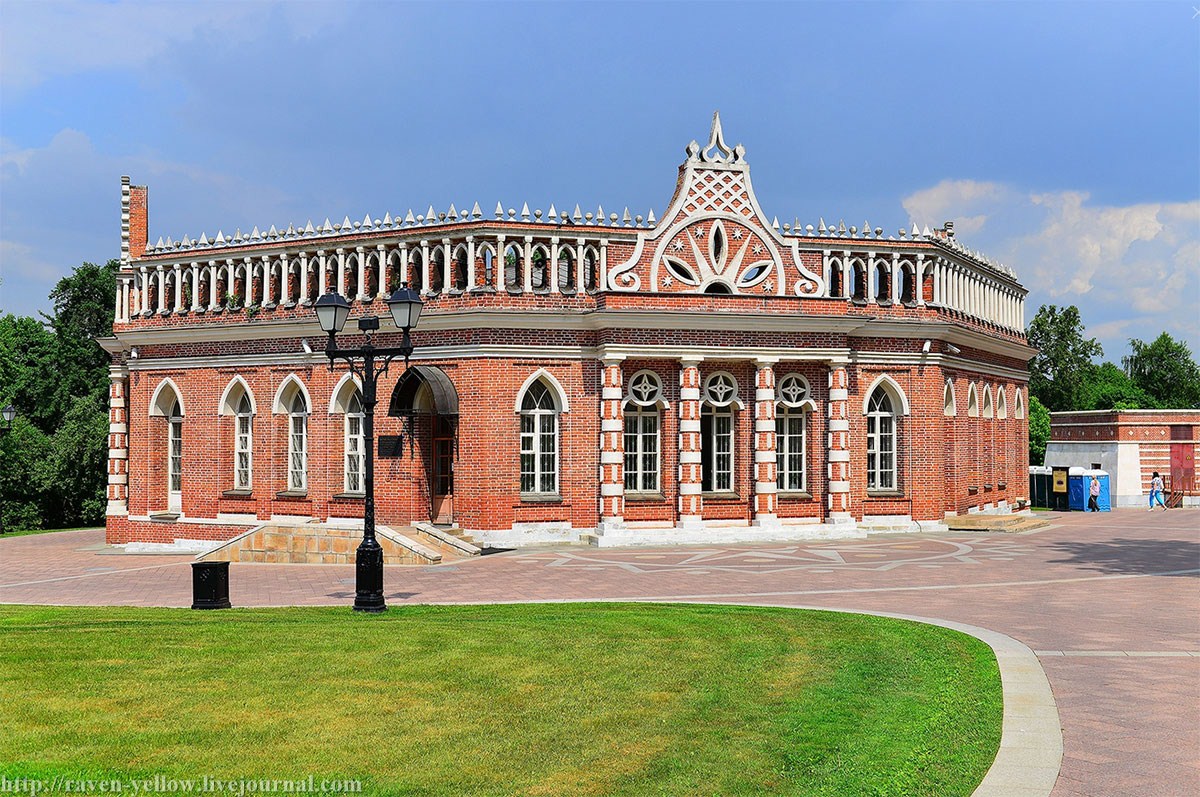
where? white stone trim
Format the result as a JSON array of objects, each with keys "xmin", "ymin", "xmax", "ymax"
[
  {"xmin": 513, "ymin": 369, "xmax": 571, "ymax": 413},
  {"xmin": 327, "ymin": 372, "xmax": 363, "ymax": 414},
  {"xmin": 861, "ymin": 374, "xmax": 911, "ymax": 416},
  {"xmin": 218, "ymin": 375, "xmax": 258, "ymax": 416},
  {"xmin": 148, "ymin": 377, "xmax": 185, "ymax": 417},
  {"xmin": 272, "ymin": 374, "xmax": 313, "ymax": 414}
]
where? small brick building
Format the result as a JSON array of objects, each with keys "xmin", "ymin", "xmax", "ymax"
[
  {"xmin": 101, "ymin": 115, "xmax": 1034, "ymax": 548},
  {"xmin": 1047, "ymin": 410, "xmax": 1199, "ymax": 507}
]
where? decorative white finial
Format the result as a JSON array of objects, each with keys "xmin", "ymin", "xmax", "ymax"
[{"xmin": 699, "ymin": 111, "xmax": 744, "ymax": 164}]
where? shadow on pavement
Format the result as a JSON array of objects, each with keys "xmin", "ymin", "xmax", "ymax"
[{"xmin": 1047, "ymin": 537, "xmax": 1200, "ymax": 576}]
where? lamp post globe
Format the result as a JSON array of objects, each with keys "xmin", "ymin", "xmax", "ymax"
[
  {"xmin": 1, "ymin": 405, "xmax": 15, "ymax": 424},
  {"xmin": 314, "ymin": 291, "xmax": 351, "ymax": 334},
  {"xmin": 386, "ymin": 285, "xmax": 423, "ymax": 331}
]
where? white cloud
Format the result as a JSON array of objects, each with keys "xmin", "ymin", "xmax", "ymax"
[
  {"xmin": 902, "ymin": 181, "xmax": 1200, "ymax": 359},
  {"xmin": 0, "ymin": 1, "xmax": 342, "ymax": 94},
  {"xmin": 0, "ymin": 128, "xmax": 298, "ymax": 317}
]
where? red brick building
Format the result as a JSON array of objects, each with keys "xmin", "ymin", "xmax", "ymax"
[
  {"xmin": 1047, "ymin": 410, "xmax": 1199, "ymax": 507},
  {"xmin": 102, "ymin": 114, "xmax": 1033, "ymax": 548}
]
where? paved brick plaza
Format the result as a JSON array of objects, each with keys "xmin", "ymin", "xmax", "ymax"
[{"xmin": 2, "ymin": 508, "xmax": 1197, "ymax": 796}]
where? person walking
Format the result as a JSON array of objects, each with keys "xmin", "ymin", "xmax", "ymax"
[
  {"xmin": 1088, "ymin": 475, "xmax": 1101, "ymax": 512},
  {"xmin": 1148, "ymin": 471, "xmax": 1168, "ymax": 511}
]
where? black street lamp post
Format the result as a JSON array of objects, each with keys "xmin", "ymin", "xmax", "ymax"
[
  {"xmin": 314, "ymin": 286, "xmax": 423, "ymax": 612},
  {"xmin": 0, "ymin": 404, "xmax": 17, "ymax": 535}
]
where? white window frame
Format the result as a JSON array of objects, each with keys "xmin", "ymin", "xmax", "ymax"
[
  {"xmin": 623, "ymin": 370, "xmax": 664, "ymax": 494},
  {"xmin": 701, "ymin": 405, "xmax": 735, "ymax": 493},
  {"xmin": 776, "ymin": 405, "xmax": 808, "ymax": 492},
  {"xmin": 167, "ymin": 399, "xmax": 183, "ymax": 506},
  {"xmin": 288, "ymin": 392, "xmax": 308, "ymax": 492},
  {"xmin": 234, "ymin": 394, "xmax": 253, "ymax": 490},
  {"xmin": 700, "ymin": 371, "xmax": 740, "ymax": 494},
  {"xmin": 520, "ymin": 381, "xmax": 559, "ymax": 496},
  {"xmin": 344, "ymin": 391, "xmax": 365, "ymax": 494},
  {"xmin": 866, "ymin": 389, "xmax": 897, "ymax": 492},
  {"xmin": 624, "ymin": 402, "xmax": 660, "ymax": 493}
]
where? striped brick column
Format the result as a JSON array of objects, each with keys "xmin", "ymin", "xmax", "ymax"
[
  {"xmin": 752, "ymin": 359, "xmax": 780, "ymax": 527},
  {"xmin": 677, "ymin": 358, "xmax": 704, "ymax": 530},
  {"xmin": 827, "ymin": 362, "xmax": 852, "ymax": 523},
  {"xmin": 597, "ymin": 356, "xmax": 625, "ymax": 532},
  {"xmin": 107, "ymin": 366, "xmax": 130, "ymax": 516}
]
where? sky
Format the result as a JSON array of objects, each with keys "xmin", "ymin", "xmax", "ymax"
[{"xmin": 1, "ymin": 0, "xmax": 1197, "ymax": 361}]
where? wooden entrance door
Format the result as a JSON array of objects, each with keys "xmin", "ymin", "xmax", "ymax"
[
  {"xmin": 1169, "ymin": 425, "xmax": 1194, "ymax": 499},
  {"xmin": 431, "ymin": 415, "xmax": 455, "ymax": 524}
]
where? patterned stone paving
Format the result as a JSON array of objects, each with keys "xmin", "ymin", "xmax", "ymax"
[
  {"xmin": 514, "ymin": 537, "xmax": 1040, "ymax": 574},
  {"xmin": 1, "ymin": 509, "xmax": 1197, "ymax": 796}
]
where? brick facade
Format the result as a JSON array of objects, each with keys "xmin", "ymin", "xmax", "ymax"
[{"xmin": 103, "ymin": 115, "xmax": 1034, "ymax": 547}]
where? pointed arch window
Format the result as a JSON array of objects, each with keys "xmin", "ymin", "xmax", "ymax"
[
  {"xmin": 944, "ymin": 380, "xmax": 956, "ymax": 417},
  {"xmin": 983, "ymin": 386, "xmax": 994, "ymax": 419},
  {"xmin": 345, "ymin": 391, "xmax": 365, "ymax": 494},
  {"xmin": 866, "ymin": 389, "xmax": 897, "ymax": 491},
  {"xmin": 288, "ymin": 392, "xmax": 308, "ymax": 491},
  {"xmin": 998, "ymin": 388, "xmax": 1008, "ymax": 420},
  {"xmin": 168, "ymin": 398, "xmax": 183, "ymax": 495},
  {"xmin": 967, "ymin": 383, "xmax": 980, "ymax": 417},
  {"xmin": 1014, "ymin": 389, "xmax": 1025, "ymax": 419},
  {"xmin": 520, "ymin": 380, "xmax": 559, "ymax": 496},
  {"xmin": 235, "ymin": 394, "xmax": 253, "ymax": 490},
  {"xmin": 624, "ymin": 371, "xmax": 663, "ymax": 494}
]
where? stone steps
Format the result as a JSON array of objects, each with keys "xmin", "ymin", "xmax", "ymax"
[
  {"xmin": 945, "ymin": 514, "xmax": 1051, "ymax": 533},
  {"xmin": 198, "ymin": 523, "xmax": 476, "ymax": 565}
]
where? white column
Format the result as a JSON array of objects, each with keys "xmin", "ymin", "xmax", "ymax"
[
  {"xmin": 208, "ymin": 262, "xmax": 219, "ymax": 309},
  {"xmin": 156, "ymin": 266, "xmax": 166, "ymax": 313},
  {"xmin": 599, "ymin": 239, "xmax": 609, "ymax": 291},
  {"xmin": 677, "ymin": 357, "xmax": 704, "ymax": 530},
  {"xmin": 550, "ymin": 237, "xmax": 560, "ymax": 294},
  {"xmin": 335, "ymin": 248, "xmax": 346, "ymax": 297},
  {"xmin": 523, "ymin": 236, "xmax": 533, "ymax": 294},
  {"xmin": 377, "ymin": 245, "xmax": 388, "ymax": 298},
  {"xmin": 120, "ymin": 278, "xmax": 130, "ymax": 322},
  {"xmin": 225, "ymin": 260, "xmax": 235, "ymax": 306},
  {"xmin": 752, "ymin": 359, "xmax": 780, "ymax": 528},
  {"xmin": 466, "ymin": 237, "xmax": 476, "ymax": 291},
  {"xmin": 317, "ymin": 251, "xmax": 328, "ymax": 295},
  {"xmin": 356, "ymin": 246, "xmax": 367, "ymax": 300},
  {"xmin": 244, "ymin": 257, "xmax": 255, "ymax": 307},
  {"xmin": 442, "ymin": 239, "xmax": 452, "ymax": 292},
  {"xmin": 494, "ymin": 235, "xmax": 506, "ymax": 291},
  {"xmin": 262, "ymin": 256, "xmax": 274, "ymax": 307},
  {"xmin": 916, "ymin": 254, "xmax": 927, "ymax": 305},
  {"xmin": 576, "ymin": 240, "xmax": 586, "ymax": 290}
]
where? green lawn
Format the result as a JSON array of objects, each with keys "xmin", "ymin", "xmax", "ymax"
[
  {"xmin": 0, "ymin": 603, "xmax": 1001, "ymax": 796},
  {"xmin": 0, "ymin": 525, "xmax": 99, "ymax": 539}
]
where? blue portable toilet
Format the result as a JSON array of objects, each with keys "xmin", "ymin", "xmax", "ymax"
[
  {"xmin": 1067, "ymin": 466, "xmax": 1088, "ymax": 511},
  {"xmin": 1083, "ymin": 469, "xmax": 1111, "ymax": 512}
]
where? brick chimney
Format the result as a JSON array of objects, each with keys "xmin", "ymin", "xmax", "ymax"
[{"xmin": 121, "ymin": 176, "xmax": 149, "ymax": 263}]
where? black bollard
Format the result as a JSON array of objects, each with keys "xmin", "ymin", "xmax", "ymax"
[{"xmin": 191, "ymin": 561, "xmax": 231, "ymax": 609}]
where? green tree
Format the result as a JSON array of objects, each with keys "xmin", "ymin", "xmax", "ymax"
[
  {"xmin": 43, "ymin": 394, "xmax": 111, "ymax": 526},
  {"xmin": 1025, "ymin": 304, "xmax": 1103, "ymax": 411},
  {"xmin": 1123, "ymin": 333, "xmax": 1200, "ymax": 409},
  {"xmin": 1028, "ymin": 395, "xmax": 1051, "ymax": 466},
  {"xmin": 44, "ymin": 260, "xmax": 119, "ymax": 405},
  {"xmin": 1, "ymin": 259, "xmax": 118, "ymax": 531},
  {"xmin": 1079, "ymin": 362, "xmax": 1155, "ymax": 411},
  {"xmin": 0, "ymin": 416, "xmax": 53, "ymax": 531}
]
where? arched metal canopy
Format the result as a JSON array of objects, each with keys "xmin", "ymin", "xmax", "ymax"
[{"xmin": 388, "ymin": 365, "xmax": 458, "ymax": 416}]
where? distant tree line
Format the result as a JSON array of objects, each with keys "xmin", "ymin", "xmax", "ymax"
[
  {"xmin": 1024, "ymin": 304, "xmax": 1200, "ymax": 464},
  {"xmin": 1, "ymin": 261, "xmax": 117, "ymax": 531},
  {"xmin": 2, "ymin": 261, "xmax": 1199, "ymax": 529}
]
